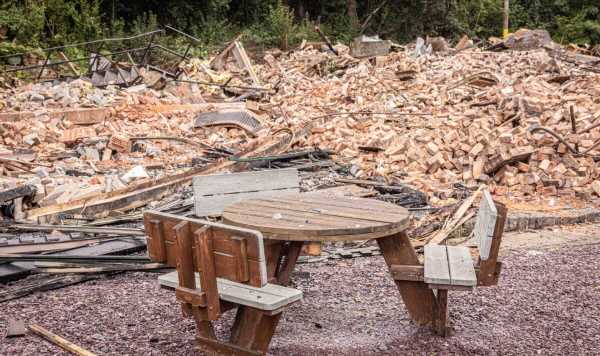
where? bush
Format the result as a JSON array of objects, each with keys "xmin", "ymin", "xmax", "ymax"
[{"xmin": 555, "ymin": 6, "xmax": 600, "ymax": 45}]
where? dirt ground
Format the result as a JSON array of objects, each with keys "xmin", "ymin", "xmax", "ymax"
[{"xmin": 1, "ymin": 224, "xmax": 599, "ymax": 355}]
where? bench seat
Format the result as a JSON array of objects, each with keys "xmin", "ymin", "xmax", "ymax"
[
  {"xmin": 159, "ymin": 271, "xmax": 302, "ymax": 311},
  {"xmin": 424, "ymin": 245, "xmax": 477, "ymax": 288}
]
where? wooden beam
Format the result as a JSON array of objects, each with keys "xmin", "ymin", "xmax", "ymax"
[
  {"xmin": 58, "ymin": 51, "xmax": 80, "ymax": 76},
  {"xmin": 232, "ymin": 41, "xmax": 261, "ymax": 87},
  {"xmin": 0, "ymin": 275, "xmax": 98, "ymax": 303},
  {"xmin": 0, "ymin": 237, "xmax": 127, "ymax": 254},
  {"xmin": 7, "ymin": 223, "xmax": 145, "ymax": 236},
  {"xmin": 434, "ymin": 290, "xmax": 448, "ymax": 336},
  {"xmin": 0, "ymin": 254, "xmax": 150, "ymax": 263},
  {"xmin": 0, "ymin": 184, "xmax": 36, "ymax": 203},
  {"xmin": 36, "ymin": 263, "xmax": 168, "ymax": 274},
  {"xmin": 29, "ymin": 324, "xmax": 96, "ymax": 356},
  {"xmin": 276, "ymin": 241, "xmax": 303, "ymax": 285},
  {"xmin": 389, "ymin": 264, "xmax": 424, "ymax": 281}
]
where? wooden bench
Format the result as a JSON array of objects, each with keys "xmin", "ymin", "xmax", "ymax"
[
  {"xmin": 193, "ymin": 168, "xmax": 300, "ymax": 217},
  {"xmin": 144, "ymin": 211, "xmax": 302, "ymax": 355},
  {"xmin": 391, "ymin": 189, "xmax": 507, "ymax": 335}
]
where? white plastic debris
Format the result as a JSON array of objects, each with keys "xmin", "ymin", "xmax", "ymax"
[{"xmin": 120, "ymin": 165, "xmax": 149, "ymax": 184}]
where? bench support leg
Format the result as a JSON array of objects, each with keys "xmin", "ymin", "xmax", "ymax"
[
  {"xmin": 434, "ymin": 289, "xmax": 448, "ymax": 336},
  {"xmin": 230, "ymin": 306, "xmax": 282, "ymax": 354},
  {"xmin": 277, "ymin": 241, "xmax": 304, "ymax": 285},
  {"xmin": 194, "ymin": 317, "xmax": 216, "ymax": 339},
  {"xmin": 377, "ymin": 232, "xmax": 438, "ymax": 327}
]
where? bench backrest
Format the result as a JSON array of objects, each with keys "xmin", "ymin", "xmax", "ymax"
[
  {"xmin": 473, "ymin": 189, "xmax": 498, "ymax": 260},
  {"xmin": 193, "ymin": 168, "xmax": 300, "ymax": 217},
  {"xmin": 144, "ymin": 210, "xmax": 267, "ymax": 286},
  {"xmin": 144, "ymin": 211, "xmax": 268, "ymax": 320}
]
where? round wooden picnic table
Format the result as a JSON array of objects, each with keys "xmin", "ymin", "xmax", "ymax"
[
  {"xmin": 221, "ymin": 194, "xmax": 411, "ymax": 241},
  {"xmin": 223, "ymin": 194, "xmax": 441, "ymax": 336}
]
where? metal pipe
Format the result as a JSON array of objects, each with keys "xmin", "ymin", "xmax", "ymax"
[
  {"xmin": 165, "ymin": 26, "xmax": 201, "ymax": 43},
  {"xmin": 0, "ymin": 29, "xmax": 165, "ymax": 59},
  {"xmin": 3, "ymin": 46, "xmax": 152, "ymax": 73}
]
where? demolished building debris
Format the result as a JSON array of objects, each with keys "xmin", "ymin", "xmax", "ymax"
[{"xmin": 0, "ymin": 28, "xmax": 599, "ymax": 284}]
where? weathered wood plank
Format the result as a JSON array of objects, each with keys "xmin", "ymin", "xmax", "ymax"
[
  {"xmin": 424, "ymin": 245, "xmax": 451, "ymax": 285},
  {"xmin": 478, "ymin": 201, "xmax": 507, "ymax": 286},
  {"xmin": 232, "ymin": 41, "xmax": 261, "ymax": 87},
  {"xmin": 143, "ymin": 211, "xmax": 268, "ymax": 287},
  {"xmin": 29, "ymin": 324, "xmax": 97, "ymax": 356},
  {"xmin": 474, "ymin": 189, "xmax": 498, "ymax": 260},
  {"xmin": 446, "ymin": 246, "xmax": 477, "ymax": 286},
  {"xmin": 158, "ymin": 271, "xmax": 302, "ymax": 311},
  {"xmin": 193, "ymin": 169, "xmax": 299, "ymax": 196},
  {"xmin": 193, "ymin": 169, "xmax": 300, "ymax": 217}
]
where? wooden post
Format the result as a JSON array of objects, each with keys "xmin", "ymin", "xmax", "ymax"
[{"xmin": 503, "ymin": 0, "xmax": 510, "ymax": 38}]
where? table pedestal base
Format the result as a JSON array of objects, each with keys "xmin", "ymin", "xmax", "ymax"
[{"xmin": 377, "ymin": 232, "xmax": 448, "ymax": 334}]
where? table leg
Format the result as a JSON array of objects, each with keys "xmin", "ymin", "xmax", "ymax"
[
  {"xmin": 264, "ymin": 241, "xmax": 284, "ymax": 281},
  {"xmin": 276, "ymin": 241, "xmax": 304, "ymax": 285},
  {"xmin": 377, "ymin": 232, "xmax": 437, "ymax": 326},
  {"xmin": 230, "ymin": 306, "xmax": 282, "ymax": 354},
  {"xmin": 435, "ymin": 289, "xmax": 448, "ymax": 336}
]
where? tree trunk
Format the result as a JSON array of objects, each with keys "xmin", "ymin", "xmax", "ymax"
[{"xmin": 347, "ymin": 0, "xmax": 359, "ymax": 30}]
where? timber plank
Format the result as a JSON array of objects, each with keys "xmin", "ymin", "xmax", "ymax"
[
  {"xmin": 193, "ymin": 169, "xmax": 299, "ymax": 217},
  {"xmin": 193, "ymin": 169, "xmax": 299, "ymax": 196},
  {"xmin": 424, "ymin": 245, "xmax": 451, "ymax": 285},
  {"xmin": 158, "ymin": 271, "xmax": 302, "ymax": 311},
  {"xmin": 446, "ymin": 246, "xmax": 477, "ymax": 286},
  {"xmin": 474, "ymin": 190, "xmax": 498, "ymax": 260}
]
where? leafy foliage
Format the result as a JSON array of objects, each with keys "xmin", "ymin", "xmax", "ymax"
[{"xmin": 0, "ymin": 0, "xmax": 599, "ymax": 54}]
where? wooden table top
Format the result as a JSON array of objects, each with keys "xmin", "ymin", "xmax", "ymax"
[{"xmin": 222, "ymin": 194, "xmax": 410, "ymax": 241}]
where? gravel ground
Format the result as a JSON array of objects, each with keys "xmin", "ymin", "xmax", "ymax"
[{"xmin": 1, "ymin": 242, "xmax": 599, "ymax": 355}]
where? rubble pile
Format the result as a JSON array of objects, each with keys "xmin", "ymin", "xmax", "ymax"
[
  {"xmin": 0, "ymin": 33, "xmax": 599, "ymax": 219},
  {"xmin": 246, "ymin": 44, "xmax": 600, "ymax": 205}
]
